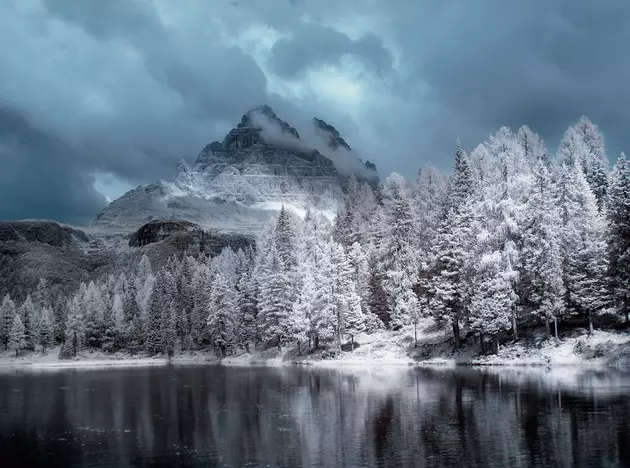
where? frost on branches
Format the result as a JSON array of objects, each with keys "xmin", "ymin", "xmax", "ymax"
[{"xmin": 2, "ymin": 116, "xmax": 626, "ymax": 360}]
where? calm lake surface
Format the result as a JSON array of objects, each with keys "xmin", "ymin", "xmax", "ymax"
[{"xmin": 0, "ymin": 364, "xmax": 629, "ymax": 468}]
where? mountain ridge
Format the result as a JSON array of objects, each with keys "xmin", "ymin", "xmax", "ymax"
[{"xmin": 90, "ymin": 105, "xmax": 378, "ymax": 234}]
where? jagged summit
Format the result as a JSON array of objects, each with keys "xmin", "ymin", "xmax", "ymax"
[
  {"xmin": 91, "ymin": 105, "xmax": 377, "ymax": 233},
  {"xmin": 313, "ymin": 117, "xmax": 351, "ymax": 151}
]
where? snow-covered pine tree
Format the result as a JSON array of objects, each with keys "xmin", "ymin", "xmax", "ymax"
[
  {"xmin": 517, "ymin": 125, "xmax": 548, "ymax": 165},
  {"xmin": 111, "ymin": 293, "xmax": 126, "ymax": 351},
  {"xmin": 575, "ymin": 116, "xmax": 609, "ymax": 210},
  {"xmin": 135, "ymin": 254, "xmax": 155, "ymax": 341},
  {"xmin": 60, "ymin": 296, "xmax": 85, "ymax": 358},
  {"xmin": 519, "ymin": 159, "xmax": 565, "ymax": 338},
  {"xmin": 162, "ymin": 302, "xmax": 177, "ymax": 359},
  {"xmin": 84, "ymin": 282, "xmax": 106, "ymax": 349},
  {"xmin": 18, "ymin": 295, "xmax": 36, "ymax": 351},
  {"xmin": 9, "ymin": 314, "xmax": 26, "ymax": 358},
  {"xmin": 559, "ymin": 117, "xmax": 609, "ymax": 210},
  {"xmin": 207, "ymin": 272, "xmax": 237, "ymax": 357},
  {"xmin": 236, "ymin": 259, "xmax": 257, "ymax": 352},
  {"xmin": 101, "ymin": 299, "xmax": 116, "ymax": 353},
  {"xmin": 607, "ymin": 152, "xmax": 630, "ymax": 324},
  {"xmin": 274, "ymin": 206, "xmax": 298, "ymax": 268},
  {"xmin": 146, "ymin": 270, "xmax": 176, "ymax": 355},
  {"xmin": 331, "ymin": 242, "xmax": 364, "ymax": 350},
  {"xmin": 38, "ymin": 306, "xmax": 54, "ymax": 354},
  {"xmin": 432, "ymin": 141, "xmax": 475, "ymax": 348},
  {"xmin": 0, "ymin": 294, "xmax": 16, "ymax": 351},
  {"xmin": 190, "ymin": 262, "xmax": 212, "ymax": 349},
  {"xmin": 379, "ymin": 173, "xmax": 418, "ymax": 330},
  {"xmin": 292, "ymin": 258, "xmax": 317, "ymax": 353},
  {"xmin": 558, "ymin": 163, "xmax": 609, "ymax": 332},
  {"xmin": 257, "ymin": 246, "xmax": 295, "ymax": 350}
]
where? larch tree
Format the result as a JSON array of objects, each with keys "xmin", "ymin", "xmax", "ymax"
[
  {"xmin": 607, "ymin": 152, "xmax": 630, "ymax": 324},
  {"xmin": 9, "ymin": 314, "xmax": 27, "ymax": 358},
  {"xmin": 432, "ymin": 141, "xmax": 475, "ymax": 349},
  {"xmin": 207, "ymin": 272, "xmax": 237, "ymax": 357},
  {"xmin": 558, "ymin": 163, "xmax": 609, "ymax": 332},
  {"xmin": 1, "ymin": 295, "xmax": 16, "ymax": 351},
  {"xmin": 38, "ymin": 306, "xmax": 54, "ymax": 354},
  {"xmin": 519, "ymin": 159, "xmax": 565, "ymax": 339}
]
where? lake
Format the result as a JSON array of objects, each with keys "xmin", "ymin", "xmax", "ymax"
[{"xmin": 0, "ymin": 364, "xmax": 629, "ymax": 467}]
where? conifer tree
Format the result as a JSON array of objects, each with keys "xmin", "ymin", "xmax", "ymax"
[
  {"xmin": 38, "ymin": 306, "xmax": 54, "ymax": 354},
  {"xmin": 19, "ymin": 295, "xmax": 36, "ymax": 351},
  {"xmin": 207, "ymin": 272, "xmax": 237, "ymax": 357},
  {"xmin": 607, "ymin": 152, "xmax": 630, "ymax": 324},
  {"xmin": 432, "ymin": 142, "xmax": 474, "ymax": 348},
  {"xmin": 0, "ymin": 294, "xmax": 16, "ymax": 351},
  {"xmin": 9, "ymin": 314, "xmax": 26, "ymax": 358}
]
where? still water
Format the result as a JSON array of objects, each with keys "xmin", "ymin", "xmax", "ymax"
[{"xmin": 0, "ymin": 364, "xmax": 629, "ymax": 467}]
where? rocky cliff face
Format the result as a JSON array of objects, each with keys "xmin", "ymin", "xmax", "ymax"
[{"xmin": 91, "ymin": 105, "xmax": 376, "ymax": 234}]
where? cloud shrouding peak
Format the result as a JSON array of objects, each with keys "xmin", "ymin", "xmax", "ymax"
[{"xmin": 1, "ymin": 0, "xmax": 629, "ymax": 224}]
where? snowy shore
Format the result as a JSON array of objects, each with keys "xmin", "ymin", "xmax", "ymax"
[{"xmin": 0, "ymin": 325, "xmax": 628, "ymax": 371}]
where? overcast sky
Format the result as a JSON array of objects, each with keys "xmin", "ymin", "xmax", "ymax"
[{"xmin": 1, "ymin": 0, "xmax": 629, "ymax": 224}]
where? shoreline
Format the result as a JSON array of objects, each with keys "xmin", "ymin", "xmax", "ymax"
[
  {"xmin": 0, "ymin": 326, "xmax": 627, "ymax": 371},
  {"xmin": 0, "ymin": 352, "xmax": 627, "ymax": 372}
]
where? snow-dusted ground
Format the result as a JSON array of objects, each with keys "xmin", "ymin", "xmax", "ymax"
[{"xmin": 0, "ymin": 322, "xmax": 628, "ymax": 371}]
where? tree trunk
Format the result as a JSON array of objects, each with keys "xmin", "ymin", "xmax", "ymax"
[
  {"xmin": 545, "ymin": 315, "xmax": 550, "ymax": 339},
  {"xmin": 479, "ymin": 332, "xmax": 485, "ymax": 354},
  {"xmin": 351, "ymin": 335, "xmax": 354, "ymax": 351},
  {"xmin": 244, "ymin": 342, "xmax": 250, "ymax": 354},
  {"xmin": 314, "ymin": 335, "xmax": 319, "ymax": 350},
  {"xmin": 588, "ymin": 312, "xmax": 594, "ymax": 335},
  {"xmin": 297, "ymin": 340, "xmax": 302, "ymax": 356},
  {"xmin": 511, "ymin": 309, "xmax": 518, "ymax": 340},
  {"xmin": 493, "ymin": 334, "xmax": 499, "ymax": 355},
  {"xmin": 452, "ymin": 321, "xmax": 461, "ymax": 350},
  {"xmin": 15, "ymin": 349, "xmax": 18, "ymax": 358},
  {"xmin": 554, "ymin": 317, "xmax": 559, "ymax": 341}
]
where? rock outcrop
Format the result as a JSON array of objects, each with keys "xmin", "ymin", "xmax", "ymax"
[{"xmin": 91, "ymin": 105, "xmax": 377, "ymax": 233}]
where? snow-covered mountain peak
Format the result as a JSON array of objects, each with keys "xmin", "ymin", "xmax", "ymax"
[{"xmin": 91, "ymin": 106, "xmax": 374, "ymax": 233}]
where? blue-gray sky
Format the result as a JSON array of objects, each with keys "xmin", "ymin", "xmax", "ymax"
[{"xmin": 1, "ymin": 0, "xmax": 629, "ymax": 224}]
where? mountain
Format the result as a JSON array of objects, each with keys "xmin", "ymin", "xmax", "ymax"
[
  {"xmin": 0, "ymin": 106, "xmax": 376, "ymax": 300},
  {"xmin": 91, "ymin": 105, "xmax": 377, "ymax": 233}
]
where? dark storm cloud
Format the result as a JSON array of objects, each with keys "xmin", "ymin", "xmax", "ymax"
[
  {"xmin": 0, "ymin": 108, "xmax": 105, "ymax": 225},
  {"xmin": 269, "ymin": 22, "xmax": 393, "ymax": 77},
  {"xmin": 1, "ymin": 0, "xmax": 630, "ymax": 223},
  {"xmin": 380, "ymin": 0, "xmax": 630, "ymax": 171}
]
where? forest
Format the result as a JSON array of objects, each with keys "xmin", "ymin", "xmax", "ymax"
[{"xmin": 1, "ymin": 116, "xmax": 629, "ymax": 359}]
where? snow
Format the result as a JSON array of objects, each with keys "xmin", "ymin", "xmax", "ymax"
[{"xmin": 0, "ymin": 324, "xmax": 627, "ymax": 372}]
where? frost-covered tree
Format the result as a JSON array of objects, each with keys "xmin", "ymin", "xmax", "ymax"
[
  {"xmin": 84, "ymin": 282, "xmax": 106, "ymax": 349},
  {"xmin": 558, "ymin": 164, "xmax": 609, "ymax": 332},
  {"xmin": 61, "ymin": 296, "xmax": 85, "ymax": 358},
  {"xmin": 431, "ymin": 142, "xmax": 475, "ymax": 348},
  {"xmin": 257, "ymin": 247, "xmax": 294, "ymax": 349},
  {"xmin": 517, "ymin": 125, "xmax": 548, "ymax": 165},
  {"xmin": 38, "ymin": 306, "xmax": 54, "ymax": 354},
  {"xmin": 607, "ymin": 153, "xmax": 630, "ymax": 324},
  {"xmin": 18, "ymin": 295, "xmax": 36, "ymax": 351},
  {"xmin": 519, "ymin": 160, "xmax": 565, "ymax": 338},
  {"xmin": 9, "ymin": 314, "xmax": 26, "ymax": 358},
  {"xmin": 559, "ymin": 117, "xmax": 609, "ymax": 210},
  {"xmin": 111, "ymin": 293, "xmax": 126, "ymax": 350},
  {"xmin": 207, "ymin": 272, "xmax": 237, "ymax": 357},
  {"xmin": 162, "ymin": 303, "xmax": 177, "ymax": 359},
  {"xmin": 0, "ymin": 294, "xmax": 16, "ymax": 351}
]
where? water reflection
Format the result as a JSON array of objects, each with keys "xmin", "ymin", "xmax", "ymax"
[{"xmin": 0, "ymin": 365, "xmax": 629, "ymax": 467}]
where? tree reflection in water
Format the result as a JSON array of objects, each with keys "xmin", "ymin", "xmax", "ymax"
[{"xmin": 0, "ymin": 365, "xmax": 628, "ymax": 467}]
